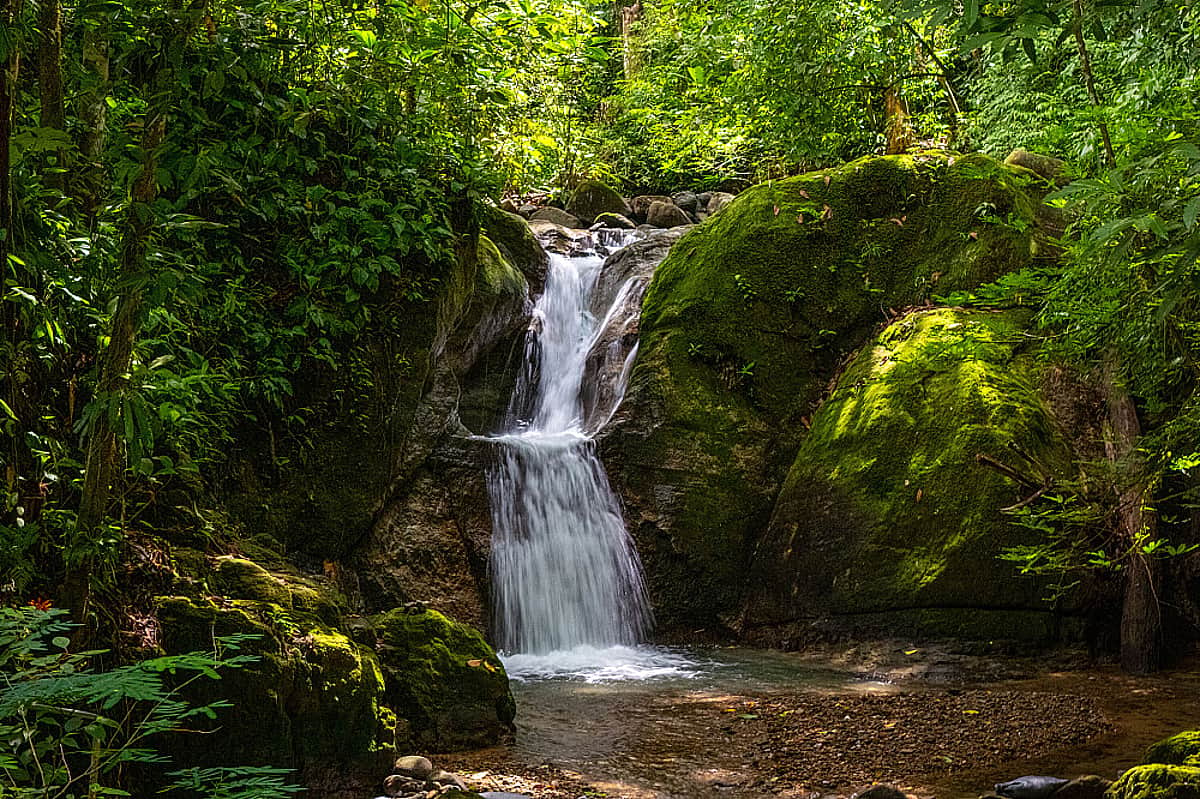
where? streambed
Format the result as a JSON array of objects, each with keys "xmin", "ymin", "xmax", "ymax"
[{"xmin": 441, "ymin": 647, "xmax": 1200, "ymax": 799}]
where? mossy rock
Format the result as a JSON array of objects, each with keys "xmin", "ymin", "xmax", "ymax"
[
  {"xmin": 566, "ymin": 179, "xmax": 631, "ymax": 224},
  {"xmin": 745, "ymin": 308, "xmax": 1072, "ymax": 639},
  {"xmin": 611, "ymin": 151, "xmax": 1055, "ymax": 630},
  {"xmin": 1147, "ymin": 732, "xmax": 1200, "ymax": 767},
  {"xmin": 371, "ymin": 608, "xmax": 515, "ymax": 752},
  {"xmin": 154, "ymin": 595, "xmax": 392, "ymax": 769},
  {"xmin": 1107, "ymin": 765, "xmax": 1200, "ymax": 799},
  {"xmin": 479, "ymin": 205, "xmax": 548, "ymax": 293}
]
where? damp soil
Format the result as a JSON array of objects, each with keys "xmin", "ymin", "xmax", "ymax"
[{"xmin": 438, "ymin": 644, "xmax": 1200, "ymax": 799}]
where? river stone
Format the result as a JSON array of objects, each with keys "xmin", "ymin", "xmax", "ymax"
[
  {"xmin": 995, "ymin": 776, "xmax": 1070, "ymax": 799},
  {"xmin": 672, "ymin": 190, "xmax": 699, "ymax": 213},
  {"xmin": 567, "ymin": 179, "xmax": 631, "ymax": 224},
  {"xmin": 517, "ymin": 203, "xmax": 537, "ymax": 218},
  {"xmin": 1051, "ymin": 775, "xmax": 1110, "ymax": 799},
  {"xmin": 394, "ymin": 756, "xmax": 435, "ymax": 780},
  {"xmin": 479, "ymin": 793, "xmax": 533, "ymax": 799},
  {"xmin": 530, "ymin": 206, "xmax": 583, "ymax": 228},
  {"xmin": 697, "ymin": 191, "xmax": 712, "ymax": 205},
  {"xmin": 705, "ymin": 191, "xmax": 735, "ymax": 214},
  {"xmin": 432, "ymin": 771, "xmax": 467, "ymax": 789},
  {"xmin": 630, "ymin": 194, "xmax": 672, "ymax": 222},
  {"xmin": 646, "ymin": 200, "xmax": 692, "ymax": 228},
  {"xmin": 593, "ymin": 212, "xmax": 637, "ymax": 230}
]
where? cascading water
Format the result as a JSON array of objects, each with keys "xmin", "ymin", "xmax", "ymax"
[{"xmin": 487, "ymin": 231, "xmax": 689, "ymax": 681}]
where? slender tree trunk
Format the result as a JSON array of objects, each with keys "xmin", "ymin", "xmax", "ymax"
[
  {"xmin": 1, "ymin": 0, "xmax": 24, "ymax": 343},
  {"xmin": 37, "ymin": 0, "xmax": 66, "ymax": 189},
  {"xmin": 79, "ymin": 19, "xmax": 111, "ymax": 224},
  {"xmin": 69, "ymin": 2, "xmax": 204, "ymax": 626},
  {"xmin": 883, "ymin": 86, "xmax": 914, "ymax": 155},
  {"xmin": 1072, "ymin": 0, "xmax": 1116, "ymax": 167},
  {"xmin": 619, "ymin": 1, "xmax": 642, "ymax": 80},
  {"xmin": 1102, "ymin": 360, "xmax": 1161, "ymax": 674}
]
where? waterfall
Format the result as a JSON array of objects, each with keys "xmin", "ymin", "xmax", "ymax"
[{"xmin": 487, "ymin": 232, "xmax": 652, "ymax": 657}]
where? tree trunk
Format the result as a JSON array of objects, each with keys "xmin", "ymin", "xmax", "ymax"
[
  {"xmin": 37, "ymin": 0, "xmax": 65, "ymax": 189},
  {"xmin": 1071, "ymin": 0, "xmax": 1116, "ymax": 167},
  {"xmin": 619, "ymin": 1, "xmax": 642, "ymax": 80},
  {"xmin": 1102, "ymin": 360, "xmax": 1161, "ymax": 673},
  {"xmin": 69, "ymin": 1, "xmax": 203, "ymax": 626},
  {"xmin": 78, "ymin": 18, "xmax": 111, "ymax": 224},
  {"xmin": 1, "ymin": 0, "xmax": 23, "ymax": 341},
  {"xmin": 883, "ymin": 86, "xmax": 914, "ymax": 155}
]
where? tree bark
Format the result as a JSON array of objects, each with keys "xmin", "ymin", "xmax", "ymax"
[
  {"xmin": 36, "ymin": 0, "xmax": 65, "ymax": 191},
  {"xmin": 1, "ymin": 0, "xmax": 23, "ymax": 343},
  {"xmin": 1102, "ymin": 360, "xmax": 1161, "ymax": 673},
  {"xmin": 78, "ymin": 18, "xmax": 111, "ymax": 223}
]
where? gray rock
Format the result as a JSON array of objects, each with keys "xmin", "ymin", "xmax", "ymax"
[
  {"xmin": 697, "ymin": 191, "xmax": 712, "ymax": 206},
  {"xmin": 394, "ymin": 756, "xmax": 435, "ymax": 781},
  {"xmin": 672, "ymin": 190, "xmax": 699, "ymax": 213},
  {"xmin": 431, "ymin": 771, "xmax": 467, "ymax": 790},
  {"xmin": 566, "ymin": 179, "xmax": 631, "ymax": 224},
  {"xmin": 385, "ymin": 773, "xmax": 426, "ymax": 796},
  {"xmin": 706, "ymin": 191, "xmax": 735, "ymax": 215},
  {"xmin": 592, "ymin": 212, "xmax": 637, "ymax": 230},
  {"xmin": 1051, "ymin": 775, "xmax": 1111, "ymax": 799},
  {"xmin": 581, "ymin": 227, "xmax": 688, "ymax": 433},
  {"xmin": 530, "ymin": 207, "xmax": 583, "ymax": 228},
  {"xmin": 517, "ymin": 203, "xmax": 537, "ymax": 218},
  {"xmin": 995, "ymin": 777, "xmax": 1070, "ymax": 799},
  {"xmin": 630, "ymin": 194, "xmax": 672, "ymax": 223},
  {"xmin": 479, "ymin": 793, "xmax": 533, "ymax": 799},
  {"xmin": 646, "ymin": 200, "xmax": 692, "ymax": 228}
]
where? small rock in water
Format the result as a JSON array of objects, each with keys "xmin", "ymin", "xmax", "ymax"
[
  {"xmin": 1052, "ymin": 775, "xmax": 1111, "ymax": 799},
  {"xmin": 384, "ymin": 774, "xmax": 424, "ymax": 797},
  {"xmin": 393, "ymin": 756, "xmax": 435, "ymax": 781},
  {"xmin": 479, "ymin": 793, "xmax": 533, "ymax": 799},
  {"xmin": 995, "ymin": 776, "xmax": 1070, "ymax": 799}
]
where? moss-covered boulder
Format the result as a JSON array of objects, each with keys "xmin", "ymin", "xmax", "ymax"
[
  {"xmin": 566, "ymin": 179, "xmax": 631, "ymax": 224},
  {"xmin": 744, "ymin": 308, "xmax": 1073, "ymax": 641},
  {"xmin": 155, "ymin": 595, "xmax": 392, "ymax": 770},
  {"xmin": 1146, "ymin": 732, "xmax": 1200, "ymax": 767},
  {"xmin": 1107, "ymin": 765, "xmax": 1200, "ymax": 799},
  {"xmin": 372, "ymin": 608, "xmax": 516, "ymax": 752},
  {"xmin": 605, "ymin": 152, "xmax": 1056, "ymax": 632},
  {"xmin": 480, "ymin": 204, "xmax": 549, "ymax": 294}
]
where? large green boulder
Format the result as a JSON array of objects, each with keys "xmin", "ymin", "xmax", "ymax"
[
  {"xmin": 606, "ymin": 151, "xmax": 1055, "ymax": 631},
  {"xmin": 566, "ymin": 179, "xmax": 631, "ymax": 224},
  {"xmin": 1107, "ymin": 765, "xmax": 1200, "ymax": 799},
  {"xmin": 1146, "ymin": 731, "xmax": 1200, "ymax": 767},
  {"xmin": 744, "ymin": 308, "xmax": 1073, "ymax": 640},
  {"xmin": 155, "ymin": 595, "xmax": 392, "ymax": 770},
  {"xmin": 371, "ymin": 608, "xmax": 516, "ymax": 752}
]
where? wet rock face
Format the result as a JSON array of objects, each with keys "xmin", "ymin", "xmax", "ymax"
[
  {"xmin": 605, "ymin": 152, "xmax": 1061, "ymax": 637},
  {"xmin": 582, "ymin": 229, "xmax": 688, "ymax": 433}
]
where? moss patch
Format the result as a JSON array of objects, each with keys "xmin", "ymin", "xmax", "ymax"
[
  {"xmin": 1107, "ymin": 765, "xmax": 1200, "ymax": 799},
  {"xmin": 1147, "ymin": 732, "xmax": 1200, "ymax": 767},
  {"xmin": 566, "ymin": 179, "xmax": 630, "ymax": 224},
  {"xmin": 371, "ymin": 608, "xmax": 515, "ymax": 752},
  {"xmin": 745, "ymin": 308, "xmax": 1071, "ymax": 639}
]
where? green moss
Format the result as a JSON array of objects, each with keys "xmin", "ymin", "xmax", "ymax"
[
  {"xmin": 566, "ymin": 179, "xmax": 629, "ymax": 224},
  {"xmin": 746, "ymin": 308, "xmax": 1071, "ymax": 638},
  {"xmin": 1107, "ymin": 765, "xmax": 1200, "ymax": 799},
  {"xmin": 208, "ymin": 556, "xmax": 292, "ymax": 604},
  {"xmin": 479, "ymin": 205, "xmax": 547, "ymax": 285},
  {"xmin": 1147, "ymin": 732, "xmax": 1200, "ymax": 767},
  {"xmin": 477, "ymin": 236, "xmax": 528, "ymax": 298},
  {"xmin": 621, "ymin": 152, "xmax": 1053, "ymax": 628},
  {"xmin": 371, "ymin": 608, "xmax": 515, "ymax": 752},
  {"xmin": 154, "ymin": 594, "xmax": 392, "ymax": 769}
]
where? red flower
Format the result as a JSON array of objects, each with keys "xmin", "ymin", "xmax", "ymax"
[{"xmin": 28, "ymin": 597, "xmax": 52, "ymax": 611}]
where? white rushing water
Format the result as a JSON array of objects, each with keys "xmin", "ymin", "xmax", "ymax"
[{"xmin": 488, "ymin": 233, "xmax": 691, "ymax": 682}]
